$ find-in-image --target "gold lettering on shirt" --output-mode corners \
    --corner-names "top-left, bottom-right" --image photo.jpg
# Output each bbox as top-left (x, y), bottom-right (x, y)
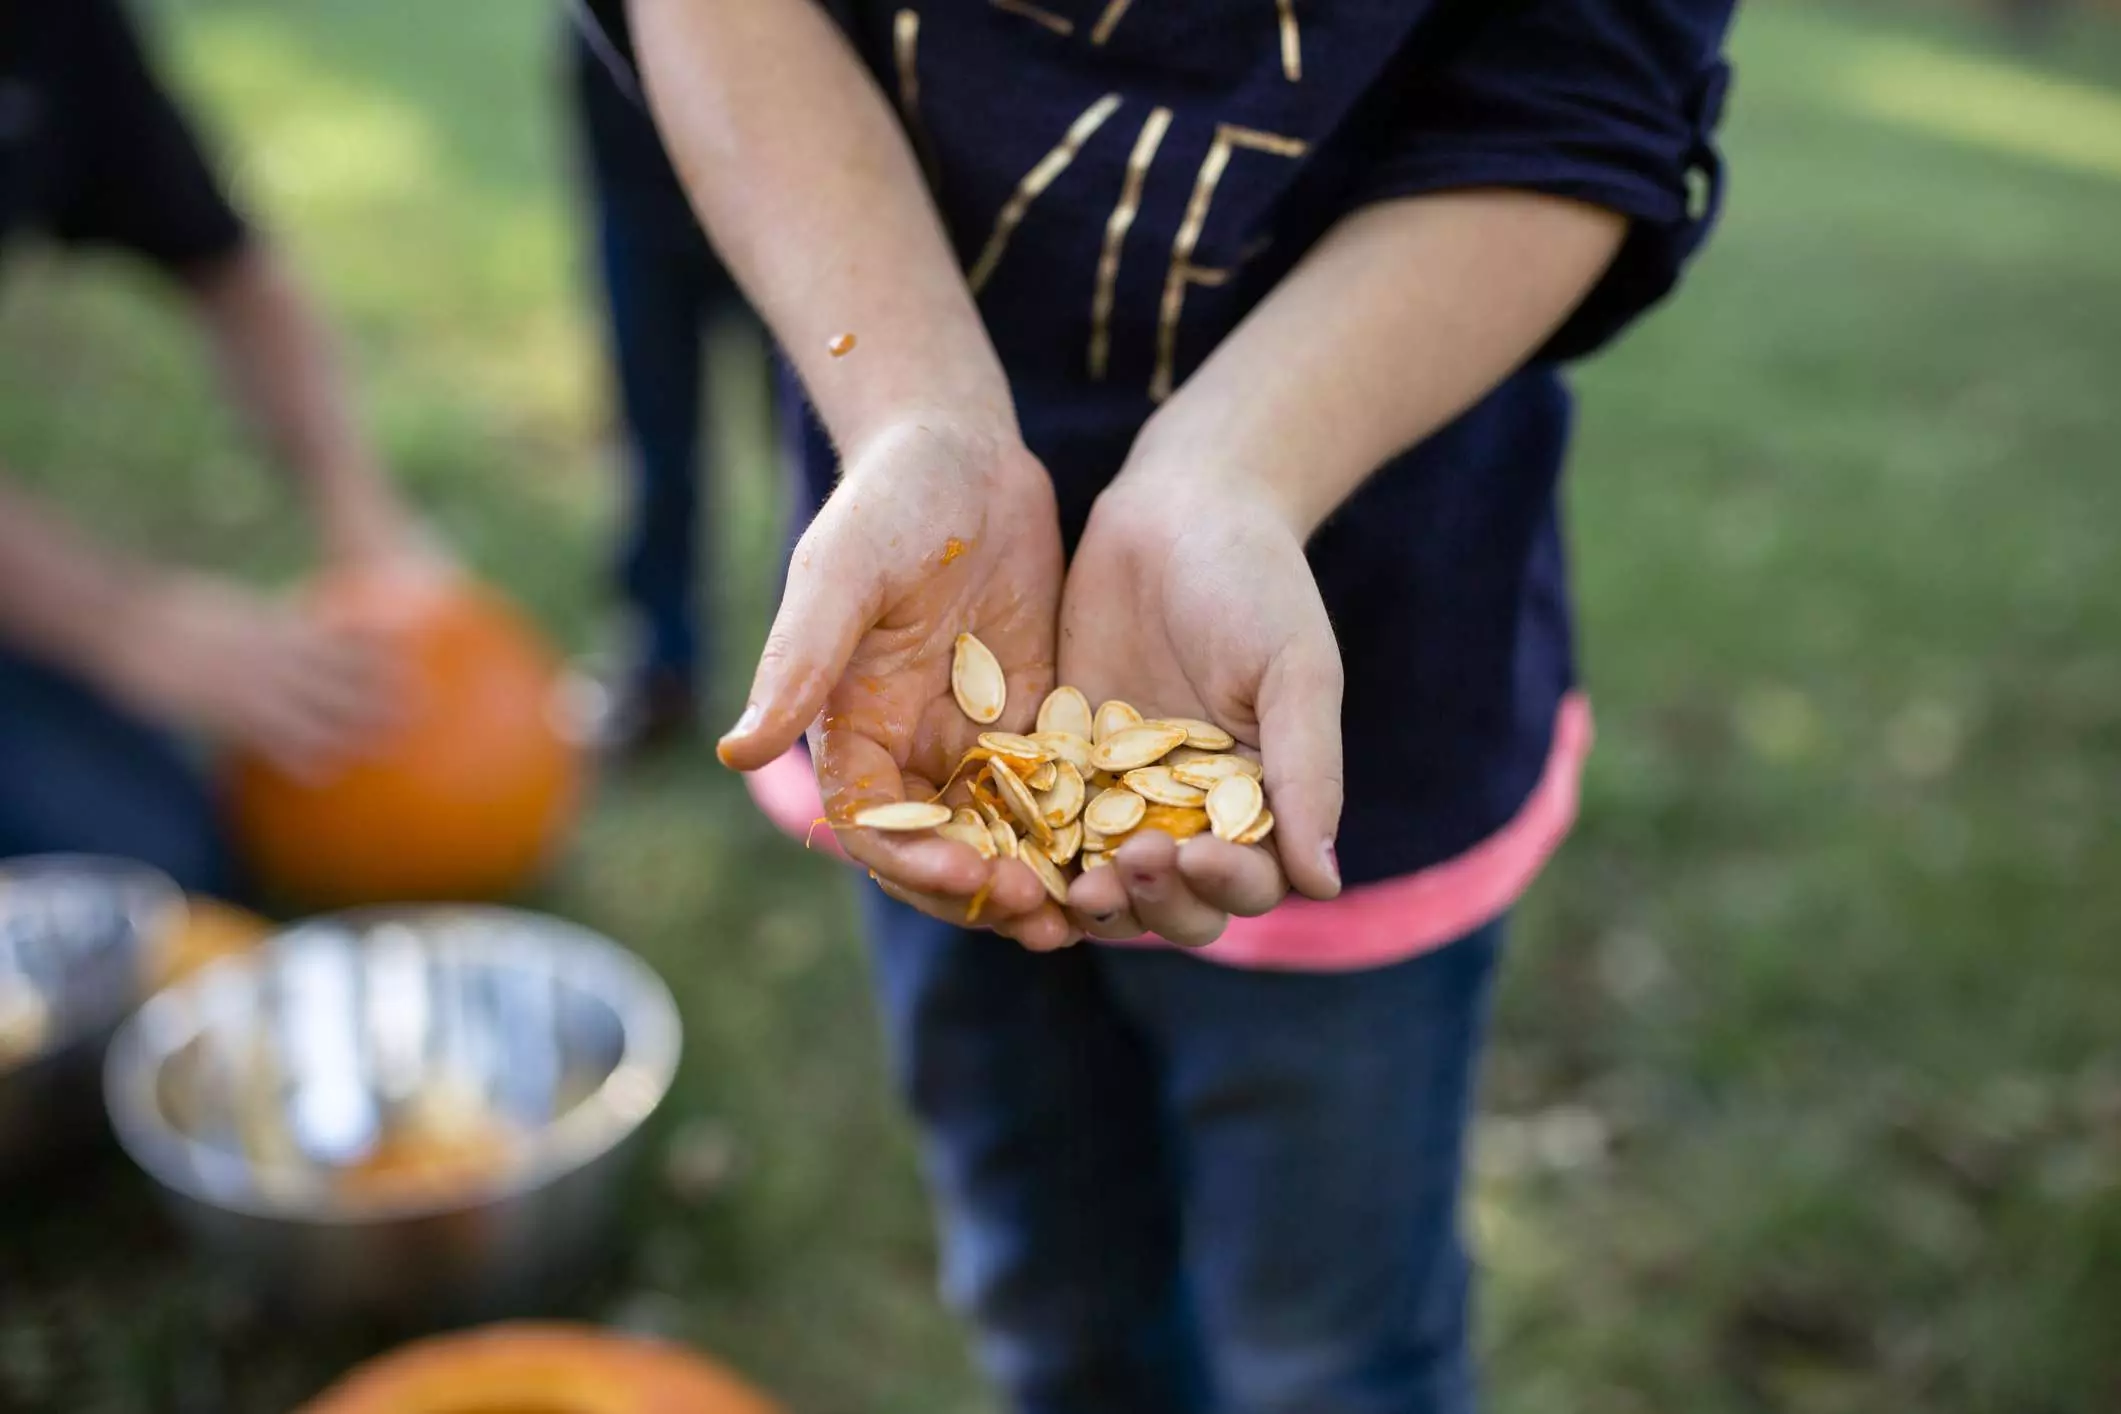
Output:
top-left (968, 94), bottom-right (1124, 294)
top-left (991, 0), bottom-right (1076, 36)
top-left (1276, 0), bottom-right (1302, 81)
top-left (893, 10), bottom-right (943, 187)
top-left (1090, 0), bottom-right (1133, 44)
top-left (1089, 105), bottom-right (1173, 380)
top-left (1152, 124), bottom-right (1307, 401)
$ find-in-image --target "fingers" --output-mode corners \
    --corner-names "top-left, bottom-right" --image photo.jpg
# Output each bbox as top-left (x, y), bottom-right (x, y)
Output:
top-left (1105, 831), bottom-right (1229, 949)
top-left (243, 624), bottom-right (405, 778)
top-left (816, 726), bottom-right (1048, 919)
top-left (717, 509), bottom-right (879, 771)
top-left (1175, 836), bottom-right (1287, 917)
top-left (1256, 626), bottom-right (1346, 901)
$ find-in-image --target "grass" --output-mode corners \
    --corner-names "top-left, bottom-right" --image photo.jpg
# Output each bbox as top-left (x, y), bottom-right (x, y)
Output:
top-left (2, 0), bottom-right (2118, 1409)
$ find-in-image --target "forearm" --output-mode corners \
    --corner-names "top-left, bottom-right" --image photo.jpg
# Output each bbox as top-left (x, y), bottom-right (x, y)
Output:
top-left (0, 478), bottom-right (150, 685)
top-left (1131, 190), bottom-right (1627, 534)
top-left (627, 0), bottom-right (1012, 449)
top-left (185, 243), bottom-right (402, 560)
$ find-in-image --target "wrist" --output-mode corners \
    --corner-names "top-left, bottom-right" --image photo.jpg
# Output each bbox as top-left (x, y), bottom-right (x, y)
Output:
top-left (1118, 406), bottom-right (1326, 540)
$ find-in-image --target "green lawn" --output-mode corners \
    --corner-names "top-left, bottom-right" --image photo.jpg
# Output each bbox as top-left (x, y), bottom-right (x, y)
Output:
top-left (3, 1), bottom-right (2118, 1410)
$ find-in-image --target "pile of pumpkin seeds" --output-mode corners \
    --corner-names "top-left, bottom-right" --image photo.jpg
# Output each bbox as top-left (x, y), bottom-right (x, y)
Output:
top-left (850, 632), bottom-right (1274, 906)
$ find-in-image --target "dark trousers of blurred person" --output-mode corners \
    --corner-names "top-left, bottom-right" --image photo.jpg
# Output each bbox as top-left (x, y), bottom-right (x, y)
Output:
top-left (567, 17), bottom-right (756, 753)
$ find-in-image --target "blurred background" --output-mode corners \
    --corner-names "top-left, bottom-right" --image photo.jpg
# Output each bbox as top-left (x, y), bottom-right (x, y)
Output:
top-left (1, 0), bottom-right (2116, 1409)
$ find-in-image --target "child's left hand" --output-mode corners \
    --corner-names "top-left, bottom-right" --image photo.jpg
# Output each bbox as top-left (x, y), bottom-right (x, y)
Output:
top-left (1057, 461), bottom-right (1345, 947)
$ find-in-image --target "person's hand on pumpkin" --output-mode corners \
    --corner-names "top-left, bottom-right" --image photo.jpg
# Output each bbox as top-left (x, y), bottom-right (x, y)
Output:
top-left (715, 415), bottom-right (1078, 952)
top-left (102, 572), bottom-right (403, 781)
top-left (1057, 445), bottom-right (1346, 950)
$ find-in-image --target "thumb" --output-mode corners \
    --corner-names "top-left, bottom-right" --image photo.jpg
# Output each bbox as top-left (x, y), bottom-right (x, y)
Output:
top-left (717, 516), bottom-right (879, 771)
top-left (1255, 625), bottom-right (1345, 901)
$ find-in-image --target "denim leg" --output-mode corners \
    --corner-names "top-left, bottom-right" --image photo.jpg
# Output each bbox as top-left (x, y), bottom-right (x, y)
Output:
top-left (1101, 921), bottom-right (1504, 1414)
top-left (572, 33), bottom-right (729, 684)
top-left (0, 649), bottom-right (238, 898)
top-left (861, 888), bottom-right (1213, 1414)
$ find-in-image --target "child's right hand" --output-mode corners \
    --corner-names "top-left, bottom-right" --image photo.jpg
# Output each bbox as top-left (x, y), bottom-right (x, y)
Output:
top-left (714, 416), bottom-right (1078, 951)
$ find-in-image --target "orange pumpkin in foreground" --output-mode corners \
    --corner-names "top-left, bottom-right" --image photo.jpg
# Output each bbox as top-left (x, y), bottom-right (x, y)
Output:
top-left (299, 1322), bottom-right (785, 1414)
top-left (227, 570), bottom-right (585, 908)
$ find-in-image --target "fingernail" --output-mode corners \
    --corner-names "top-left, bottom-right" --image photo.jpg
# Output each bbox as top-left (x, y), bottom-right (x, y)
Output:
top-left (722, 702), bottom-right (763, 741)
top-left (1321, 841), bottom-right (1341, 887)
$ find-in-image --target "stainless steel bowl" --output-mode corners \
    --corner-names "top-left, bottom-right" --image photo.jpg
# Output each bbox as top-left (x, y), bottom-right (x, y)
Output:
top-left (0, 855), bottom-right (183, 1177)
top-left (103, 905), bottom-right (682, 1321)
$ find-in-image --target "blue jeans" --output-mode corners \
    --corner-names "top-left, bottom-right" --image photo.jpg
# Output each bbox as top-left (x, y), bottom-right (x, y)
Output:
top-left (864, 890), bottom-right (1501, 1414)
top-left (570, 28), bottom-right (747, 685)
top-left (0, 647), bottom-right (238, 896)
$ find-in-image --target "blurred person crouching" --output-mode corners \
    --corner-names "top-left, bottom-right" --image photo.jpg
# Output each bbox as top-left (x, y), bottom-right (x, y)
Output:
top-left (0, 0), bottom-right (428, 897)
top-left (565, 0), bottom-right (767, 756)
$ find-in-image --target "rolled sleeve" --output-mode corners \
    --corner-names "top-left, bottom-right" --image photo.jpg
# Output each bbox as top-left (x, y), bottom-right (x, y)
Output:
top-left (1354, 0), bottom-right (1736, 360)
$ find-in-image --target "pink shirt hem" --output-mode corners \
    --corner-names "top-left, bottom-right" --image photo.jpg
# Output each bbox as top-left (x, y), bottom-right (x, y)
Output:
top-left (741, 692), bottom-right (1593, 973)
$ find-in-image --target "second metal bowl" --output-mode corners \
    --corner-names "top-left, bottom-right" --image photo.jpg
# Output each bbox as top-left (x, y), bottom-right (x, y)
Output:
top-left (103, 905), bottom-right (682, 1321)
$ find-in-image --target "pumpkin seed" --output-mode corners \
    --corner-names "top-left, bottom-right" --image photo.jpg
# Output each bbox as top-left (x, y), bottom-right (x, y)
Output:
top-left (1123, 766), bottom-right (1207, 807)
top-left (951, 632), bottom-right (1006, 724)
top-left (1232, 807), bottom-right (1275, 846)
top-left (989, 816), bottom-right (1018, 858)
top-left (1021, 843), bottom-right (1071, 904)
top-left (1090, 723), bottom-right (1188, 772)
top-left (1083, 787), bottom-right (1146, 836)
top-left (1036, 686), bottom-right (1094, 739)
top-left (1093, 699), bottom-right (1143, 744)
top-left (1028, 731), bottom-right (1093, 774)
top-left (1160, 717), bottom-right (1236, 751)
top-left (1046, 820), bottom-right (1083, 866)
top-left (1169, 754), bottom-right (1263, 790)
top-left (1037, 761), bottom-right (1085, 828)
top-left (988, 758), bottom-right (1053, 844)
top-left (1081, 850), bottom-right (1112, 871)
top-left (1025, 760), bottom-right (1059, 791)
top-left (853, 801), bottom-right (955, 831)
top-left (940, 819), bottom-right (998, 858)
top-left (1206, 775), bottom-right (1264, 842)
top-left (977, 732), bottom-right (1048, 763)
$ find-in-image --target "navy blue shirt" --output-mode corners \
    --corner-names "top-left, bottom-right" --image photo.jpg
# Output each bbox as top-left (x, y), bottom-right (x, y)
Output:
top-left (597, 0), bottom-right (1735, 887)
top-left (0, 0), bottom-right (247, 270)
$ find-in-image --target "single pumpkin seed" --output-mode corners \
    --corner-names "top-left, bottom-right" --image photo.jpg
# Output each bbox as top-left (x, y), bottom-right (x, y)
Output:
top-left (1169, 754), bottom-right (1264, 790)
top-left (1206, 775), bottom-right (1265, 842)
top-left (1036, 686), bottom-right (1094, 740)
top-left (1020, 843), bottom-right (1071, 904)
top-left (1081, 850), bottom-right (1113, 871)
top-left (1123, 766), bottom-right (1207, 807)
top-left (1159, 717), bottom-right (1236, 751)
top-left (1083, 788), bottom-right (1147, 836)
top-left (1045, 820), bottom-right (1083, 866)
top-left (1028, 731), bottom-right (1093, 774)
top-left (977, 731), bottom-right (1048, 763)
top-left (988, 757), bottom-right (1053, 844)
top-left (1025, 760), bottom-right (1059, 791)
top-left (989, 816), bottom-right (1018, 858)
top-left (1232, 808), bottom-right (1276, 846)
top-left (951, 632), bottom-right (1006, 724)
top-left (853, 801), bottom-right (954, 832)
top-left (1090, 723), bottom-right (1188, 772)
top-left (1037, 761), bottom-right (1085, 827)
top-left (1092, 699), bottom-right (1143, 744)
top-left (940, 819), bottom-right (998, 858)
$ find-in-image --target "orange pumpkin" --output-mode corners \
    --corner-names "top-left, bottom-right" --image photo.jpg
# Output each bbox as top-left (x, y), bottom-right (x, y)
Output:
top-left (226, 570), bottom-right (586, 908)
top-left (150, 895), bottom-right (274, 989)
top-left (299, 1322), bottom-right (785, 1414)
